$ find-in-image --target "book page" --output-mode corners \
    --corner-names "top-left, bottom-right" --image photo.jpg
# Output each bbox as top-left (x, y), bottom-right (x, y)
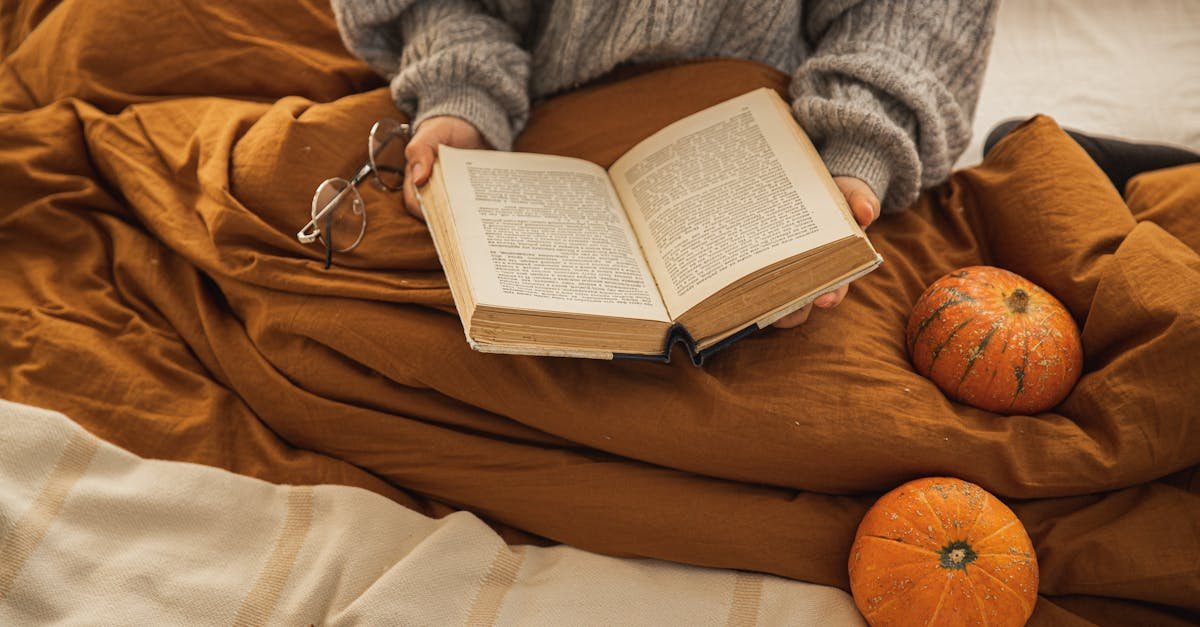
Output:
top-left (609, 88), bottom-right (857, 318)
top-left (436, 146), bottom-right (670, 322)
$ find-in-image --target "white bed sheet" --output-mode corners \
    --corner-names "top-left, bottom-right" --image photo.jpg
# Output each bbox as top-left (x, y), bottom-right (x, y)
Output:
top-left (957, 0), bottom-right (1200, 169)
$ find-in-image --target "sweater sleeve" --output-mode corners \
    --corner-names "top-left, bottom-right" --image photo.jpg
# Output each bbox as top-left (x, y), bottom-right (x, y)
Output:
top-left (792, 0), bottom-right (999, 213)
top-left (330, 0), bottom-right (531, 151)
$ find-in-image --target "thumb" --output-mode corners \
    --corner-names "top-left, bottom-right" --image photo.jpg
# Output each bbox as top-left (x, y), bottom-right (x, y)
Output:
top-left (849, 188), bottom-right (879, 228)
top-left (772, 304), bottom-right (812, 328)
top-left (409, 143), bottom-right (435, 186)
top-left (834, 176), bottom-right (881, 229)
top-left (403, 143), bottom-right (436, 219)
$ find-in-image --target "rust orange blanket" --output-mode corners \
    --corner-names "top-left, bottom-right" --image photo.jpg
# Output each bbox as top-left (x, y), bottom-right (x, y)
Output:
top-left (2, 2), bottom-right (1197, 624)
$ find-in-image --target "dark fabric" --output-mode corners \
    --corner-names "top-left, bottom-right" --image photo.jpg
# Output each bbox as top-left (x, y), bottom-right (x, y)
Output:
top-left (985, 118), bottom-right (1200, 193)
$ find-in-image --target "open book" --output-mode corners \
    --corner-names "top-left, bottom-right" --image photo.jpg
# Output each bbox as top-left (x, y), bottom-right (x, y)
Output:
top-left (418, 88), bottom-right (882, 364)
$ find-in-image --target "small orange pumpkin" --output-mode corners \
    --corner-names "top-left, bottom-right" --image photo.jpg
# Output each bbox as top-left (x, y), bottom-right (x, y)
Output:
top-left (849, 477), bottom-right (1038, 626)
top-left (907, 266), bottom-right (1082, 414)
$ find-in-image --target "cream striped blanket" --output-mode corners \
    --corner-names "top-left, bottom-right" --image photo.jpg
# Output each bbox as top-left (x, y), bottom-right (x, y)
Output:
top-left (0, 399), bottom-right (862, 626)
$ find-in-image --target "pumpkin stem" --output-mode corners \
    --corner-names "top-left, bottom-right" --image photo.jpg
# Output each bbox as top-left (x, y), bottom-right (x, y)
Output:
top-left (1005, 288), bottom-right (1030, 313)
top-left (938, 540), bottom-right (978, 570)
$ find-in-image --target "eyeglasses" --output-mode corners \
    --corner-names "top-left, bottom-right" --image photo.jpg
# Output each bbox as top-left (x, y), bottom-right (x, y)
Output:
top-left (297, 118), bottom-right (411, 269)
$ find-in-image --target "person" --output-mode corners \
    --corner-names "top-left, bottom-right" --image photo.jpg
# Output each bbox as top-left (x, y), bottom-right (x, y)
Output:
top-left (985, 119), bottom-right (1200, 193)
top-left (331, 0), bottom-right (999, 327)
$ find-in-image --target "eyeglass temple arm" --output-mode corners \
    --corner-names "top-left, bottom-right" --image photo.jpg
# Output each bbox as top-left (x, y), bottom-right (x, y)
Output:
top-left (296, 163), bottom-right (374, 244)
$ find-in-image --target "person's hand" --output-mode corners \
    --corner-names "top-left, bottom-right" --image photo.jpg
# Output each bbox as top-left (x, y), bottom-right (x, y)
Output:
top-left (403, 116), bottom-right (489, 219)
top-left (773, 176), bottom-right (880, 328)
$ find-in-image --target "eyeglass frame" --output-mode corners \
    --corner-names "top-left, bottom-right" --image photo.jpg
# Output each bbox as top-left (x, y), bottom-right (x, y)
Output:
top-left (296, 118), bottom-right (411, 256)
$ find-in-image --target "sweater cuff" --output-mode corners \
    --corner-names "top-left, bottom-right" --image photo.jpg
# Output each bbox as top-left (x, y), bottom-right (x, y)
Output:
top-left (818, 139), bottom-right (895, 214)
top-left (410, 84), bottom-right (516, 151)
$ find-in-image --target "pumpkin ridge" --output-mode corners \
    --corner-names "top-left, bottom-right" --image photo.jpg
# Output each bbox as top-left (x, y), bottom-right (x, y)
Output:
top-left (954, 320), bottom-right (1003, 397)
top-left (960, 494), bottom-right (993, 542)
top-left (909, 292), bottom-right (973, 352)
top-left (971, 558), bottom-right (1035, 616)
top-left (861, 534), bottom-right (940, 556)
top-left (925, 571), bottom-right (955, 626)
top-left (1009, 365), bottom-right (1026, 407)
top-left (969, 518), bottom-right (1019, 551)
top-left (962, 571), bottom-right (993, 627)
top-left (943, 286), bottom-right (976, 301)
top-left (974, 551), bottom-right (1033, 560)
top-left (861, 568), bottom-right (949, 622)
top-left (914, 490), bottom-right (952, 545)
top-left (928, 319), bottom-right (974, 372)
top-left (1006, 341), bottom-right (1030, 411)
top-left (969, 514), bottom-right (1017, 542)
top-left (873, 510), bottom-right (945, 552)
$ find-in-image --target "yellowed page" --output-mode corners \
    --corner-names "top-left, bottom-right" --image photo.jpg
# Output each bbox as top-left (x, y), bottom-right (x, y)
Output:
top-left (609, 88), bottom-right (857, 318)
top-left (437, 146), bottom-right (669, 322)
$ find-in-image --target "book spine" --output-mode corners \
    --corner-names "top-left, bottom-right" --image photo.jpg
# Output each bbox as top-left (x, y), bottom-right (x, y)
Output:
top-left (612, 323), bottom-right (762, 366)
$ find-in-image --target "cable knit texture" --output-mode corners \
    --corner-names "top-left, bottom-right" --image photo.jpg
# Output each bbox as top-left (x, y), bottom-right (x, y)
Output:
top-left (331, 0), bottom-right (998, 212)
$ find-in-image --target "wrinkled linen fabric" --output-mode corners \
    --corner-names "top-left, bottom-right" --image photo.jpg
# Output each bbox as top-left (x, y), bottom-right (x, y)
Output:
top-left (0, 399), bottom-right (866, 626)
top-left (1, 2), bottom-right (1197, 625)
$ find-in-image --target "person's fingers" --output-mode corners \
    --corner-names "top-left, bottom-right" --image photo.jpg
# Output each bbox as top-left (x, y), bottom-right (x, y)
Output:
top-left (777, 284), bottom-right (848, 329)
top-left (402, 176), bottom-right (423, 219)
top-left (849, 189), bottom-right (877, 228)
top-left (834, 176), bottom-right (880, 229)
top-left (772, 304), bottom-right (812, 329)
top-left (410, 149), bottom-right (432, 186)
top-left (402, 117), bottom-right (486, 220)
top-left (403, 141), bottom-right (436, 219)
top-left (814, 284), bottom-right (849, 309)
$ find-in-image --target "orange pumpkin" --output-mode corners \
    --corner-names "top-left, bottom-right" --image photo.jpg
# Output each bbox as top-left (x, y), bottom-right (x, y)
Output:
top-left (906, 266), bottom-right (1082, 414)
top-left (849, 477), bottom-right (1039, 626)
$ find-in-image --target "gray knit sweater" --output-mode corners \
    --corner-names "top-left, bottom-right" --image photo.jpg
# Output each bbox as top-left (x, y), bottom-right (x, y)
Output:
top-left (331, 0), bottom-right (998, 213)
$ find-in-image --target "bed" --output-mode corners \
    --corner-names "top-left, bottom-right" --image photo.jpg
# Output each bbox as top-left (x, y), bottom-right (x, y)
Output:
top-left (959, 0), bottom-right (1200, 168)
top-left (1, 1), bottom-right (1197, 625)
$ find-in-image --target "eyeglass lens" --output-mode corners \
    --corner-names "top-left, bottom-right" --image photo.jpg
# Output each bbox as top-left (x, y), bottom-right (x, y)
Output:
top-left (312, 178), bottom-right (367, 253)
top-left (369, 118), bottom-right (409, 191)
